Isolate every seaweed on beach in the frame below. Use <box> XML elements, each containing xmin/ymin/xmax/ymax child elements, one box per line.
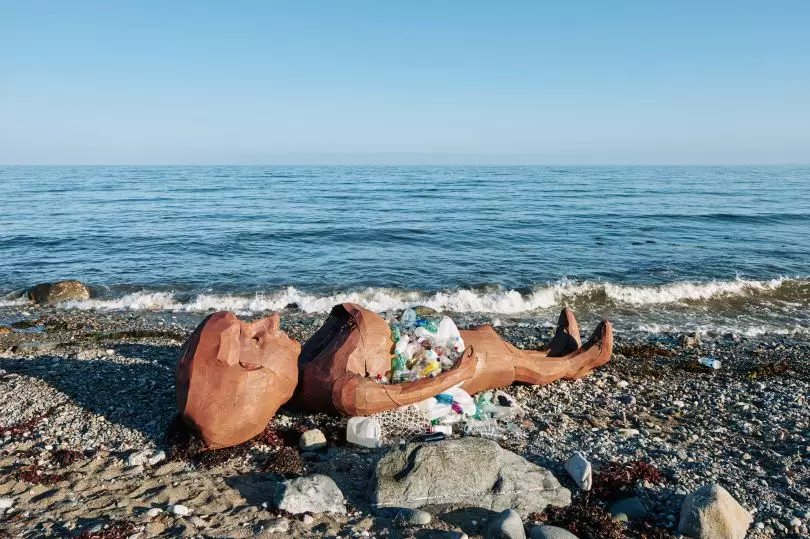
<box><xmin>51</xmin><ymin>449</ymin><xmax>86</xmax><ymax>467</ymax></box>
<box><xmin>532</xmin><ymin>497</ymin><xmax>625</xmax><ymax>539</ymax></box>
<box><xmin>0</xmin><ymin>407</ymin><xmax>55</xmax><ymax>438</ymax></box>
<box><xmin>615</xmin><ymin>344</ymin><xmax>676</xmax><ymax>360</ymax></box>
<box><xmin>15</xmin><ymin>464</ymin><xmax>65</xmax><ymax>485</ymax></box>
<box><xmin>89</xmin><ymin>328</ymin><xmax>189</xmax><ymax>342</ymax></box>
<box><xmin>165</xmin><ymin>415</ymin><xmax>301</xmax><ymax>468</ymax></box>
<box><xmin>261</xmin><ymin>446</ymin><xmax>303</xmax><ymax>475</ymax></box>
<box><xmin>75</xmin><ymin>520</ymin><xmax>139</xmax><ymax>539</ymax></box>
<box><xmin>591</xmin><ymin>461</ymin><xmax>663</xmax><ymax>503</ymax></box>
<box><xmin>746</xmin><ymin>360</ymin><xmax>791</xmax><ymax>380</ymax></box>
<box><xmin>673</xmin><ymin>361</ymin><xmax>716</xmax><ymax>375</ymax></box>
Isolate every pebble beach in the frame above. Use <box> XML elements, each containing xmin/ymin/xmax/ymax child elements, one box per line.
<box><xmin>1</xmin><ymin>305</ymin><xmax>808</xmax><ymax>538</ymax></box>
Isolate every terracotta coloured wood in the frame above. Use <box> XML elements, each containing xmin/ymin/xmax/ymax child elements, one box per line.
<box><xmin>297</xmin><ymin>303</ymin><xmax>612</xmax><ymax>416</ymax></box>
<box><xmin>176</xmin><ymin>311</ymin><xmax>300</xmax><ymax>449</ymax></box>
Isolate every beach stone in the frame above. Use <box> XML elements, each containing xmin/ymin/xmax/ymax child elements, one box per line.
<box><xmin>610</xmin><ymin>497</ymin><xmax>648</xmax><ymax>521</ymax></box>
<box><xmin>0</xmin><ymin>497</ymin><xmax>13</xmax><ymax>510</ymax></box>
<box><xmin>254</xmin><ymin>517</ymin><xmax>289</xmax><ymax>535</ymax></box>
<box><xmin>299</xmin><ymin>429</ymin><xmax>327</xmax><ymax>452</ymax></box>
<box><xmin>564</xmin><ymin>452</ymin><xmax>592</xmax><ymax>491</ymax></box>
<box><xmin>371</xmin><ymin>438</ymin><xmax>570</xmax><ymax>518</ymax></box>
<box><xmin>127</xmin><ymin>449</ymin><xmax>166</xmax><ymax>467</ymax></box>
<box><xmin>26</xmin><ymin>280</ymin><xmax>91</xmax><ymax>305</ymax></box>
<box><xmin>398</xmin><ymin>508</ymin><xmax>432</xmax><ymax>525</ymax></box>
<box><xmin>678</xmin><ymin>332</ymin><xmax>701</xmax><ymax>348</ymax></box>
<box><xmin>530</xmin><ymin>525</ymin><xmax>579</xmax><ymax>539</ymax></box>
<box><xmin>273</xmin><ymin>474</ymin><xmax>346</xmax><ymax>515</ymax></box>
<box><xmin>678</xmin><ymin>484</ymin><xmax>752</xmax><ymax>539</ymax></box>
<box><xmin>170</xmin><ymin>504</ymin><xmax>190</xmax><ymax>516</ymax></box>
<box><xmin>414</xmin><ymin>306</ymin><xmax>439</xmax><ymax>317</ymax></box>
<box><xmin>14</xmin><ymin>341</ymin><xmax>58</xmax><ymax>353</ymax></box>
<box><xmin>302</xmin><ymin>514</ymin><xmax>314</xmax><ymax>524</ymax></box>
<box><xmin>146</xmin><ymin>507</ymin><xmax>162</xmax><ymax>517</ymax></box>
<box><xmin>0</xmin><ymin>327</ymin><xmax>10</xmax><ymax>335</ymax></box>
<box><xmin>486</xmin><ymin>509</ymin><xmax>525</xmax><ymax>539</ymax></box>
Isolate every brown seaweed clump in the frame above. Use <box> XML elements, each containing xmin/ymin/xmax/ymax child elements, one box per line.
<box><xmin>75</xmin><ymin>520</ymin><xmax>139</xmax><ymax>539</ymax></box>
<box><xmin>532</xmin><ymin>499</ymin><xmax>625</xmax><ymax>539</ymax></box>
<box><xmin>14</xmin><ymin>464</ymin><xmax>65</xmax><ymax>486</ymax></box>
<box><xmin>591</xmin><ymin>461</ymin><xmax>663</xmax><ymax>503</ymax></box>
<box><xmin>165</xmin><ymin>414</ymin><xmax>303</xmax><ymax>469</ymax></box>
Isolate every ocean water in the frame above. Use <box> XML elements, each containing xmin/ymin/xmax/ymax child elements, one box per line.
<box><xmin>1</xmin><ymin>165</ymin><xmax>808</xmax><ymax>336</ymax></box>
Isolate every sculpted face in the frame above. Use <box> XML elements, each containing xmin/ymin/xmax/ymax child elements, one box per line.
<box><xmin>176</xmin><ymin>312</ymin><xmax>300</xmax><ymax>449</ymax></box>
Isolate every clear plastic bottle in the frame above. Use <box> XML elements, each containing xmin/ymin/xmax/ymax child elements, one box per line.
<box><xmin>401</xmin><ymin>308</ymin><xmax>417</xmax><ymax>329</ymax></box>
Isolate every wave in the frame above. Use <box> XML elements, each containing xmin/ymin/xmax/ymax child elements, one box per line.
<box><xmin>48</xmin><ymin>276</ymin><xmax>806</xmax><ymax>314</ymax></box>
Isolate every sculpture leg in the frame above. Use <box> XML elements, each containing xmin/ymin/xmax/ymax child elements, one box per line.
<box><xmin>515</xmin><ymin>319</ymin><xmax>613</xmax><ymax>385</ymax></box>
<box><xmin>548</xmin><ymin>306</ymin><xmax>581</xmax><ymax>357</ymax></box>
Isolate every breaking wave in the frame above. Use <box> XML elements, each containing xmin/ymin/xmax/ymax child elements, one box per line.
<box><xmin>48</xmin><ymin>276</ymin><xmax>806</xmax><ymax>314</ymax></box>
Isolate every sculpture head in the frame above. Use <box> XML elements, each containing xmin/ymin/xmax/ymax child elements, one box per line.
<box><xmin>176</xmin><ymin>311</ymin><xmax>300</xmax><ymax>449</ymax></box>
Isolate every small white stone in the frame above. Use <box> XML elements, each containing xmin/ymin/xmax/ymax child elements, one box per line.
<box><xmin>299</xmin><ymin>429</ymin><xmax>327</xmax><ymax>451</ymax></box>
<box><xmin>146</xmin><ymin>508</ymin><xmax>162</xmax><ymax>517</ymax></box>
<box><xmin>616</xmin><ymin>380</ymin><xmax>629</xmax><ymax>388</ymax></box>
<box><xmin>0</xmin><ymin>498</ymin><xmax>13</xmax><ymax>510</ymax></box>
<box><xmin>170</xmin><ymin>504</ymin><xmax>190</xmax><ymax>516</ymax></box>
<box><xmin>302</xmin><ymin>514</ymin><xmax>314</xmax><ymax>524</ymax></box>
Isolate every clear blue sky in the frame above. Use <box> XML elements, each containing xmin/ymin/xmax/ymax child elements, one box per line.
<box><xmin>1</xmin><ymin>1</ymin><xmax>809</xmax><ymax>164</ymax></box>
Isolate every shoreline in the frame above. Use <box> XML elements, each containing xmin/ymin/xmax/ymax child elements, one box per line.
<box><xmin>1</xmin><ymin>306</ymin><xmax>808</xmax><ymax>537</ymax></box>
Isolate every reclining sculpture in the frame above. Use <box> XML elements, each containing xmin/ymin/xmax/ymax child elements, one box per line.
<box><xmin>175</xmin><ymin>304</ymin><xmax>612</xmax><ymax>448</ymax></box>
<box><xmin>175</xmin><ymin>311</ymin><xmax>300</xmax><ymax>449</ymax></box>
<box><xmin>296</xmin><ymin>303</ymin><xmax>612</xmax><ymax>415</ymax></box>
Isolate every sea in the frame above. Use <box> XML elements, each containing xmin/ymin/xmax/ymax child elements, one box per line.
<box><xmin>1</xmin><ymin>165</ymin><xmax>808</xmax><ymax>337</ymax></box>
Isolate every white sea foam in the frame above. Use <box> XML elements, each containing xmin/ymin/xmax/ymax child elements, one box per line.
<box><xmin>50</xmin><ymin>276</ymin><xmax>801</xmax><ymax>315</ymax></box>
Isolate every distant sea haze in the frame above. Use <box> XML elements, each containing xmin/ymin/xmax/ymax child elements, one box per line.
<box><xmin>1</xmin><ymin>165</ymin><xmax>809</xmax><ymax>336</ymax></box>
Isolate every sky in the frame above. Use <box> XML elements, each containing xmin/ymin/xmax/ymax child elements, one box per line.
<box><xmin>1</xmin><ymin>1</ymin><xmax>809</xmax><ymax>165</ymax></box>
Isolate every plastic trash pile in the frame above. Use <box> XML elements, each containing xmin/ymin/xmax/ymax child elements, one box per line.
<box><xmin>345</xmin><ymin>386</ymin><xmax>526</xmax><ymax>447</ymax></box>
<box><xmin>384</xmin><ymin>308</ymin><xmax>466</xmax><ymax>384</ymax></box>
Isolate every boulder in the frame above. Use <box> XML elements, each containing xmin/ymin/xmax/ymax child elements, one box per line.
<box><xmin>678</xmin><ymin>484</ymin><xmax>752</xmax><ymax>539</ymax></box>
<box><xmin>530</xmin><ymin>525</ymin><xmax>579</xmax><ymax>539</ymax></box>
<box><xmin>370</xmin><ymin>438</ymin><xmax>570</xmax><ymax>518</ymax></box>
<box><xmin>27</xmin><ymin>280</ymin><xmax>91</xmax><ymax>304</ymax></box>
<box><xmin>486</xmin><ymin>508</ymin><xmax>525</xmax><ymax>539</ymax></box>
<box><xmin>273</xmin><ymin>474</ymin><xmax>346</xmax><ymax>515</ymax></box>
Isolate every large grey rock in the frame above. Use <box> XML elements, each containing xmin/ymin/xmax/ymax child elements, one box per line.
<box><xmin>530</xmin><ymin>525</ymin><xmax>579</xmax><ymax>539</ymax></box>
<box><xmin>370</xmin><ymin>438</ymin><xmax>570</xmax><ymax>518</ymax></box>
<box><xmin>273</xmin><ymin>474</ymin><xmax>346</xmax><ymax>515</ymax></box>
<box><xmin>486</xmin><ymin>508</ymin><xmax>525</xmax><ymax>539</ymax></box>
<box><xmin>678</xmin><ymin>484</ymin><xmax>752</xmax><ymax>539</ymax></box>
<box><xmin>27</xmin><ymin>280</ymin><xmax>91</xmax><ymax>305</ymax></box>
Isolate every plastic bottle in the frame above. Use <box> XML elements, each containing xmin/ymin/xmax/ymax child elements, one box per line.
<box><xmin>435</xmin><ymin>316</ymin><xmax>461</xmax><ymax>347</ymax></box>
<box><xmin>435</xmin><ymin>393</ymin><xmax>454</xmax><ymax>405</ymax></box>
<box><xmin>394</xmin><ymin>335</ymin><xmax>411</xmax><ymax>358</ymax></box>
<box><xmin>463</xmin><ymin>418</ymin><xmax>503</xmax><ymax>440</ymax></box>
<box><xmin>401</xmin><ymin>308</ymin><xmax>417</xmax><ymax>329</ymax></box>
<box><xmin>421</xmin><ymin>361</ymin><xmax>440</xmax><ymax>377</ymax></box>
<box><xmin>390</xmin><ymin>325</ymin><xmax>401</xmax><ymax>343</ymax></box>
<box><xmin>346</xmin><ymin>417</ymin><xmax>382</xmax><ymax>448</ymax></box>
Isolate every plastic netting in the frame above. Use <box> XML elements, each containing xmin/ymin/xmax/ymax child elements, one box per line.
<box><xmin>372</xmin><ymin>405</ymin><xmax>431</xmax><ymax>445</ymax></box>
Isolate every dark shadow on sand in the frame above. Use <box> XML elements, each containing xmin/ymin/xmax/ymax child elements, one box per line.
<box><xmin>0</xmin><ymin>343</ymin><xmax>180</xmax><ymax>445</ymax></box>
